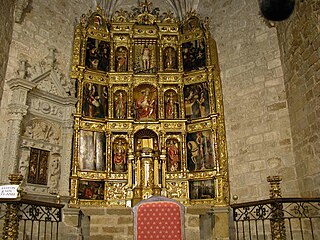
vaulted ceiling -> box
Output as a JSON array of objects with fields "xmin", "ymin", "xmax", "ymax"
[{"xmin": 94, "ymin": 0, "xmax": 200, "ymax": 20}]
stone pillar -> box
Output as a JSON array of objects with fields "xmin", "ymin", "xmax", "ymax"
[
  {"xmin": 2, "ymin": 76, "xmax": 35, "ymax": 182},
  {"xmin": 60, "ymin": 119, "xmax": 75, "ymax": 196},
  {"xmin": 212, "ymin": 206, "xmax": 229, "ymax": 240}
]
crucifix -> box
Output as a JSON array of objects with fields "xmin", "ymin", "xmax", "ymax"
[{"xmin": 140, "ymin": 0, "xmax": 152, "ymax": 13}]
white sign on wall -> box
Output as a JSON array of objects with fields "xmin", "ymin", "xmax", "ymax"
[{"xmin": 0, "ymin": 185, "xmax": 19, "ymax": 199}]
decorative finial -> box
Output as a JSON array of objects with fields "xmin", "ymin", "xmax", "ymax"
[
  {"xmin": 46, "ymin": 47, "xmax": 57, "ymax": 67},
  {"xmin": 233, "ymin": 195, "xmax": 239, "ymax": 203},
  {"xmin": 140, "ymin": 0, "xmax": 152, "ymax": 13},
  {"xmin": 56, "ymin": 193, "xmax": 61, "ymax": 204},
  {"xmin": 267, "ymin": 176, "xmax": 282, "ymax": 198},
  {"xmin": 9, "ymin": 173, "xmax": 23, "ymax": 185},
  {"xmin": 17, "ymin": 59, "xmax": 28, "ymax": 79}
]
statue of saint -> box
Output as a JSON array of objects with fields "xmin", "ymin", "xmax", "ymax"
[
  {"xmin": 165, "ymin": 92, "xmax": 176, "ymax": 119},
  {"xmin": 49, "ymin": 154, "xmax": 61, "ymax": 194},
  {"xmin": 142, "ymin": 45, "xmax": 151, "ymax": 70},
  {"xmin": 136, "ymin": 88, "xmax": 156, "ymax": 120},
  {"xmin": 116, "ymin": 47, "xmax": 127, "ymax": 72},
  {"xmin": 167, "ymin": 140, "xmax": 180, "ymax": 172},
  {"xmin": 164, "ymin": 47, "xmax": 176, "ymax": 70},
  {"xmin": 115, "ymin": 92, "xmax": 126, "ymax": 119},
  {"xmin": 113, "ymin": 140, "xmax": 127, "ymax": 172}
]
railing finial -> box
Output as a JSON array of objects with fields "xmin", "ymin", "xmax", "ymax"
[
  {"xmin": 8, "ymin": 173, "xmax": 23, "ymax": 185},
  {"xmin": 267, "ymin": 176, "xmax": 282, "ymax": 199}
]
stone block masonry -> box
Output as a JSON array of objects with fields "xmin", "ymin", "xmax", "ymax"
[
  {"xmin": 277, "ymin": 0, "xmax": 320, "ymax": 197},
  {"xmin": 199, "ymin": 0, "xmax": 298, "ymax": 202},
  {"xmin": 0, "ymin": 0, "xmax": 15, "ymax": 106}
]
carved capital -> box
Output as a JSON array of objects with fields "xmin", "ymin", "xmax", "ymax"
[{"xmin": 7, "ymin": 104, "xmax": 28, "ymax": 119}]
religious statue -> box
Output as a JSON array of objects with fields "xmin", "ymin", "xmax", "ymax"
[
  {"xmin": 116, "ymin": 47, "xmax": 128, "ymax": 72},
  {"xmin": 167, "ymin": 139, "xmax": 180, "ymax": 172},
  {"xmin": 114, "ymin": 91, "xmax": 126, "ymax": 119},
  {"xmin": 19, "ymin": 147, "xmax": 30, "ymax": 186},
  {"xmin": 113, "ymin": 140, "xmax": 127, "ymax": 172},
  {"xmin": 164, "ymin": 47, "xmax": 176, "ymax": 70},
  {"xmin": 165, "ymin": 92, "xmax": 177, "ymax": 119},
  {"xmin": 49, "ymin": 154, "xmax": 61, "ymax": 194},
  {"xmin": 135, "ymin": 87, "xmax": 156, "ymax": 120},
  {"xmin": 142, "ymin": 45, "xmax": 151, "ymax": 71}
]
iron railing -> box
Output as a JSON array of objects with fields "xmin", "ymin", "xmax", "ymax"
[
  {"xmin": 0, "ymin": 196, "xmax": 64, "ymax": 240},
  {"xmin": 231, "ymin": 198, "xmax": 320, "ymax": 240}
]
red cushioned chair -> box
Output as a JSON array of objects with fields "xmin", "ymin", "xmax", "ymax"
[{"xmin": 133, "ymin": 196, "xmax": 185, "ymax": 240}]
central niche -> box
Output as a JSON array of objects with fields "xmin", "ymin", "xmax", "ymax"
[
  {"xmin": 70, "ymin": 1, "xmax": 229, "ymax": 207},
  {"xmin": 133, "ymin": 84, "xmax": 158, "ymax": 121},
  {"xmin": 134, "ymin": 39, "xmax": 158, "ymax": 74}
]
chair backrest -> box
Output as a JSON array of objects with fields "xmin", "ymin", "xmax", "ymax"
[{"xmin": 133, "ymin": 196, "xmax": 185, "ymax": 240}]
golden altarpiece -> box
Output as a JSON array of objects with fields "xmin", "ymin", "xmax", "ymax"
[{"xmin": 69, "ymin": 1, "xmax": 229, "ymax": 207}]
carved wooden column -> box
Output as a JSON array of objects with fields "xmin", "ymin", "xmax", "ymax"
[
  {"xmin": 159, "ymin": 43, "xmax": 164, "ymax": 71},
  {"xmin": 132, "ymin": 154, "xmax": 142, "ymax": 205},
  {"xmin": 153, "ymin": 153, "xmax": 161, "ymax": 196},
  {"xmin": 127, "ymin": 132, "xmax": 134, "ymax": 188},
  {"xmin": 160, "ymin": 148, "xmax": 167, "ymax": 196},
  {"xmin": 178, "ymin": 84, "xmax": 185, "ymax": 119},
  {"xmin": 181, "ymin": 131, "xmax": 187, "ymax": 171},
  {"xmin": 110, "ymin": 39, "xmax": 115, "ymax": 72}
]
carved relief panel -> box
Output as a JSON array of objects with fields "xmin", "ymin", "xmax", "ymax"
[{"xmin": 4, "ymin": 47, "xmax": 78, "ymax": 197}]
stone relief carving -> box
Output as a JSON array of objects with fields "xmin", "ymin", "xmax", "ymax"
[
  {"xmin": 30, "ymin": 98, "xmax": 64, "ymax": 118},
  {"xmin": 17, "ymin": 47, "xmax": 75, "ymax": 97},
  {"xmin": 37, "ymin": 78, "xmax": 59, "ymax": 95},
  {"xmin": 48, "ymin": 154, "xmax": 61, "ymax": 194},
  {"xmin": 24, "ymin": 119, "xmax": 61, "ymax": 145},
  {"xmin": 19, "ymin": 147, "xmax": 30, "ymax": 185}
]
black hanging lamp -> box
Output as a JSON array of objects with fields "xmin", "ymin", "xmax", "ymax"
[{"xmin": 259, "ymin": 0, "xmax": 295, "ymax": 21}]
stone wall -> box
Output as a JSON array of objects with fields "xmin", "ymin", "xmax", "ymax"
[
  {"xmin": 0, "ymin": 0, "xmax": 15, "ymax": 105},
  {"xmin": 65, "ymin": 207, "xmax": 212, "ymax": 240},
  {"xmin": 198, "ymin": 0, "xmax": 298, "ymax": 201},
  {"xmin": 0, "ymin": 0, "xmax": 94, "ymax": 183},
  {"xmin": 277, "ymin": 1, "xmax": 320, "ymax": 197}
]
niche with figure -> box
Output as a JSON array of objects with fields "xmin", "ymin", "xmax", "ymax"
[
  {"xmin": 133, "ymin": 84, "xmax": 157, "ymax": 121},
  {"xmin": 112, "ymin": 138, "xmax": 128, "ymax": 172},
  {"xmin": 79, "ymin": 130, "xmax": 106, "ymax": 171},
  {"xmin": 82, "ymin": 82, "xmax": 108, "ymax": 118},
  {"xmin": 113, "ymin": 90, "xmax": 127, "ymax": 119},
  {"xmin": 115, "ymin": 46, "xmax": 128, "ymax": 72},
  {"xmin": 166, "ymin": 138, "xmax": 181, "ymax": 172},
  {"xmin": 163, "ymin": 47, "xmax": 177, "ymax": 70},
  {"xmin": 164, "ymin": 90, "xmax": 179, "ymax": 119},
  {"xmin": 134, "ymin": 40, "xmax": 158, "ymax": 74}
]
